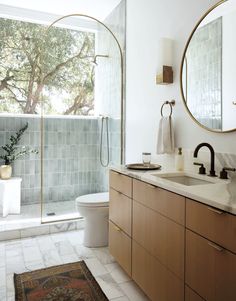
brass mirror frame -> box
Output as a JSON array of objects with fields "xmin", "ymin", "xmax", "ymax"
[{"xmin": 180, "ymin": 0, "xmax": 236, "ymax": 133}]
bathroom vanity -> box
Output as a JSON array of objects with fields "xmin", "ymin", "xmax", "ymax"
[{"xmin": 109, "ymin": 168, "xmax": 236, "ymax": 301}]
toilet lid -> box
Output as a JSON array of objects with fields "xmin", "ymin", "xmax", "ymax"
[{"xmin": 76, "ymin": 192, "xmax": 109, "ymax": 207}]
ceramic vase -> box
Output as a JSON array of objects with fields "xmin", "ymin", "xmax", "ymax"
[{"xmin": 0, "ymin": 165, "xmax": 12, "ymax": 179}]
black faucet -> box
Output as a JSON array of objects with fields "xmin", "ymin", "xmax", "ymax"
[{"xmin": 193, "ymin": 143, "xmax": 217, "ymax": 177}]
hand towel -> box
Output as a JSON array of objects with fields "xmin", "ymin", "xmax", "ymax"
[{"xmin": 157, "ymin": 116, "xmax": 175, "ymax": 154}]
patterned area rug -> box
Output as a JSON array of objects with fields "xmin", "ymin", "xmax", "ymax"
[{"xmin": 14, "ymin": 260, "xmax": 108, "ymax": 301}]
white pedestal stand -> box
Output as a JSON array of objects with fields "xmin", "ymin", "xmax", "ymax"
[{"xmin": 0, "ymin": 177, "xmax": 22, "ymax": 217}]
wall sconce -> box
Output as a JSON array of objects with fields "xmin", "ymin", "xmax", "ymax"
[{"xmin": 156, "ymin": 38, "xmax": 174, "ymax": 85}]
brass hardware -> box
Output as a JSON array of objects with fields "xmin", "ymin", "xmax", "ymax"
[
  {"xmin": 156, "ymin": 65, "xmax": 173, "ymax": 85},
  {"xmin": 180, "ymin": 0, "xmax": 236, "ymax": 133},
  {"xmin": 207, "ymin": 207, "xmax": 224, "ymax": 215},
  {"xmin": 208, "ymin": 241, "xmax": 224, "ymax": 252}
]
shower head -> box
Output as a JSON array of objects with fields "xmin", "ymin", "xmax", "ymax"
[{"xmin": 91, "ymin": 54, "xmax": 109, "ymax": 66}]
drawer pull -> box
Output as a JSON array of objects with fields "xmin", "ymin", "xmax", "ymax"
[
  {"xmin": 208, "ymin": 241, "xmax": 224, "ymax": 252},
  {"xmin": 114, "ymin": 225, "xmax": 122, "ymax": 232},
  {"xmin": 207, "ymin": 207, "xmax": 224, "ymax": 215}
]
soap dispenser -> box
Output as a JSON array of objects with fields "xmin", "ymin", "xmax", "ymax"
[{"xmin": 175, "ymin": 147, "xmax": 184, "ymax": 171}]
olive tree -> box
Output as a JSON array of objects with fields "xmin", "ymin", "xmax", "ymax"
[{"xmin": 0, "ymin": 18, "xmax": 95, "ymax": 115}]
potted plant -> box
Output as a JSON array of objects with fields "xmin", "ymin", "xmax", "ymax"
[{"xmin": 0, "ymin": 123, "xmax": 38, "ymax": 179}]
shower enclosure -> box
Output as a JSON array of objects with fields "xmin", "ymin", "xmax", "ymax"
[
  {"xmin": 0, "ymin": 0, "xmax": 125, "ymax": 228},
  {"xmin": 40, "ymin": 11, "xmax": 125, "ymax": 223}
]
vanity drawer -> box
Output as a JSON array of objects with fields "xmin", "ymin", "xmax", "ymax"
[
  {"xmin": 109, "ymin": 188, "xmax": 132, "ymax": 236},
  {"xmin": 133, "ymin": 179, "xmax": 185, "ymax": 225},
  {"xmin": 132, "ymin": 240, "xmax": 184, "ymax": 301},
  {"xmin": 186, "ymin": 198, "xmax": 236, "ymax": 253},
  {"xmin": 185, "ymin": 286, "xmax": 205, "ymax": 301},
  {"xmin": 109, "ymin": 170, "xmax": 132, "ymax": 198},
  {"xmin": 109, "ymin": 221, "xmax": 131, "ymax": 276},
  {"xmin": 186, "ymin": 229, "xmax": 236, "ymax": 301},
  {"xmin": 133, "ymin": 200, "xmax": 184, "ymax": 279}
]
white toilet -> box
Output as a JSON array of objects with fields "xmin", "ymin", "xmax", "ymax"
[{"xmin": 76, "ymin": 192, "xmax": 109, "ymax": 247}]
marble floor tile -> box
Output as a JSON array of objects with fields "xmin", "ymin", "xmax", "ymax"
[
  {"xmin": 0, "ymin": 267, "xmax": 6, "ymax": 288},
  {"xmin": 119, "ymin": 281, "xmax": 150, "ymax": 301},
  {"xmin": 105, "ymin": 263, "xmax": 131, "ymax": 284},
  {"xmin": 74, "ymin": 244, "xmax": 95, "ymax": 260},
  {"xmin": 66, "ymin": 229, "xmax": 84, "ymax": 246},
  {"xmin": 61, "ymin": 253, "xmax": 79, "ymax": 264},
  {"xmin": 36, "ymin": 235, "xmax": 56, "ymax": 252},
  {"xmin": 55, "ymin": 240, "xmax": 75, "ymax": 256},
  {"xmin": 6, "ymin": 274, "xmax": 15, "ymax": 298},
  {"xmin": 41, "ymin": 249, "xmax": 62, "ymax": 267},
  {"xmin": 6, "ymin": 259, "xmax": 26, "ymax": 275},
  {"xmin": 50, "ymin": 232, "xmax": 69, "ymax": 243},
  {"xmin": 85, "ymin": 258, "xmax": 108, "ymax": 277},
  {"xmin": 96, "ymin": 273, "xmax": 124, "ymax": 300},
  {"xmin": 22, "ymin": 246, "xmax": 43, "ymax": 263},
  {"xmin": 0, "ymin": 287, "xmax": 6, "ymax": 300},
  {"xmin": 24, "ymin": 260, "xmax": 45, "ymax": 272},
  {"xmin": 93, "ymin": 247, "xmax": 115, "ymax": 265},
  {"xmin": 21, "ymin": 237, "xmax": 38, "ymax": 249},
  {"xmin": 2, "ymin": 230, "xmax": 150, "ymax": 301}
]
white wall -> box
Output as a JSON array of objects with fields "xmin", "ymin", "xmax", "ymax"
[{"xmin": 126, "ymin": 0, "xmax": 236, "ymax": 164}]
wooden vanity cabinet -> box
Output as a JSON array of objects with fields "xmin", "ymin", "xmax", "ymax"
[
  {"xmin": 109, "ymin": 171, "xmax": 132, "ymax": 276},
  {"xmin": 186, "ymin": 198, "xmax": 236, "ymax": 253},
  {"xmin": 109, "ymin": 221, "xmax": 131, "ymax": 276},
  {"xmin": 186, "ymin": 199, "xmax": 236, "ymax": 301},
  {"xmin": 133, "ymin": 199, "xmax": 185, "ymax": 279},
  {"xmin": 133, "ymin": 179, "xmax": 185, "ymax": 225},
  {"xmin": 109, "ymin": 169, "xmax": 236, "ymax": 301},
  {"xmin": 186, "ymin": 229, "xmax": 236, "ymax": 301},
  {"xmin": 132, "ymin": 180, "xmax": 185, "ymax": 301},
  {"xmin": 109, "ymin": 170, "xmax": 132, "ymax": 198},
  {"xmin": 109, "ymin": 188, "xmax": 132, "ymax": 236},
  {"xmin": 132, "ymin": 240, "xmax": 184, "ymax": 301}
]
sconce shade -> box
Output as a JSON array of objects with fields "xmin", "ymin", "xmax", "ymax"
[{"xmin": 156, "ymin": 38, "xmax": 174, "ymax": 85}]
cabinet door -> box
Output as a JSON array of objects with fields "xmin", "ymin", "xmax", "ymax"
[
  {"xmin": 132, "ymin": 240, "xmax": 184, "ymax": 301},
  {"xmin": 109, "ymin": 171, "xmax": 132, "ymax": 198},
  {"xmin": 186, "ymin": 229, "xmax": 236, "ymax": 301},
  {"xmin": 185, "ymin": 286, "xmax": 205, "ymax": 301},
  {"xmin": 186, "ymin": 198, "xmax": 236, "ymax": 253},
  {"xmin": 133, "ymin": 179, "xmax": 185, "ymax": 225},
  {"xmin": 109, "ymin": 221, "xmax": 131, "ymax": 276},
  {"xmin": 133, "ymin": 200, "xmax": 184, "ymax": 279},
  {"xmin": 109, "ymin": 188, "xmax": 132, "ymax": 236}
]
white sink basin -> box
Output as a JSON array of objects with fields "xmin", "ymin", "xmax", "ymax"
[{"xmin": 151, "ymin": 173, "xmax": 214, "ymax": 186}]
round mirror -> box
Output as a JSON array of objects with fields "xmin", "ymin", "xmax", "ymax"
[{"xmin": 181, "ymin": 0, "xmax": 236, "ymax": 133}]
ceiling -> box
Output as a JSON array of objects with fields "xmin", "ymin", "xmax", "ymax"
[{"xmin": 0, "ymin": 0, "xmax": 122, "ymax": 20}]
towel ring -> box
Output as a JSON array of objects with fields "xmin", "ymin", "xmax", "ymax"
[{"xmin": 161, "ymin": 100, "xmax": 175, "ymax": 117}]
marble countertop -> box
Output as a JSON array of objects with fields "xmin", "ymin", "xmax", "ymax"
[{"xmin": 110, "ymin": 165, "xmax": 236, "ymax": 215}]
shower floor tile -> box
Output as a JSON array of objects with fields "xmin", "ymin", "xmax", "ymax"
[{"xmin": 0, "ymin": 201, "xmax": 82, "ymax": 232}]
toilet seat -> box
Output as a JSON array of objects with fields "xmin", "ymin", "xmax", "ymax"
[{"xmin": 76, "ymin": 192, "xmax": 109, "ymax": 207}]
